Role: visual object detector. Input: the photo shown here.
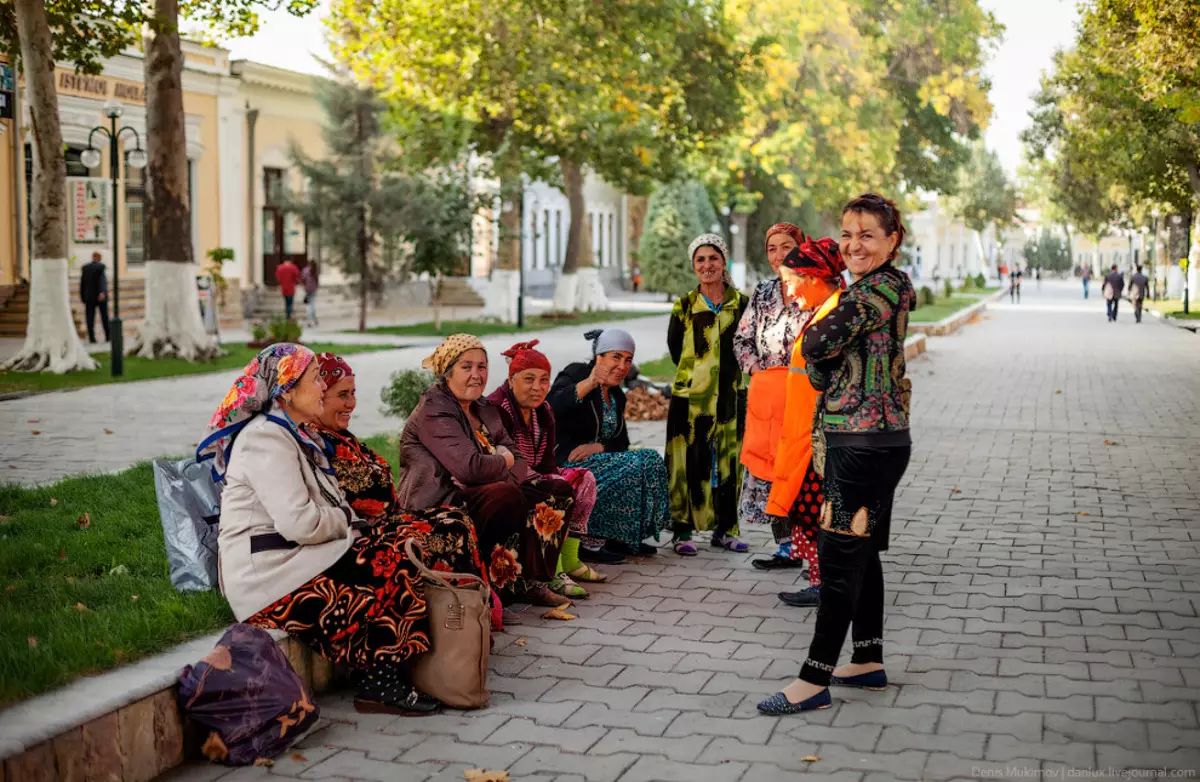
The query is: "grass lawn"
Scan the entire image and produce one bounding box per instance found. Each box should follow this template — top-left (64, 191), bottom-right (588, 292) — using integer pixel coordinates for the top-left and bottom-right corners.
top-left (1147, 299), bottom-right (1200, 320)
top-left (636, 354), bottom-right (677, 382)
top-left (910, 294), bottom-right (987, 323)
top-left (357, 310), bottom-right (663, 337)
top-left (0, 342), bottom-right (401, 396)
top-left (0, 434), bottom-right (396, 706)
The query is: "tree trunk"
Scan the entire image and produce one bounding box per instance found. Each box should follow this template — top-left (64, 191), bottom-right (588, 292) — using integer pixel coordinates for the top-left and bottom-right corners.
top-left (4, 0), bottom-right (97, 373)
top-left (552, 157), bottom-right (609, 313)
top-left (358, 204), bottom-right (368, 333)
top-left (972, 229), bottom-right (989, 277)
top-left (132, 0), bottom-right (218, 360)
top-left (481, 136), bottom-right (521, 323)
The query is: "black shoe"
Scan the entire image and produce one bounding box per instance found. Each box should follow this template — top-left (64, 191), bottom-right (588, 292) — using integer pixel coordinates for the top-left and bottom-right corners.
top-left (752, 556), bottom-right (806, 571)
top-left (604, 539), bottom-right (657, 557)
top-left (779, 586), bottom-right (821, 607)
top-left (581, 545), bottom-right (626, 565)
top-left (354, 688), bottom-right (441, 716)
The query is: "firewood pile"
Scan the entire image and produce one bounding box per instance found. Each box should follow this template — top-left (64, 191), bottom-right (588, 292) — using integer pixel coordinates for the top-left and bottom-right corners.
top-left (625, 386), bottom-right (669, 421)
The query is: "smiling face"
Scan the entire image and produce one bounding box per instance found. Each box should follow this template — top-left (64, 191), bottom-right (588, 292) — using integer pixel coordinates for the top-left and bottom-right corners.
top-left (510, 368), bottom-right (551, 411)
top-left (595, 350), bottom-right (634, 387)
top-left (840, 211), bottom-right (898, 279)
top-left (692, 246), bottom-right (726, 287)
top-left (280, 361), bottom-right (326, 424)
top-left (780, 267), bottom-right (836, 310)
top-left (445, 348), bottom-right (489, 403)
top-left (766, 233), bottom-right (799, 275)
top-left (317, 375), bottom-right (356, 431)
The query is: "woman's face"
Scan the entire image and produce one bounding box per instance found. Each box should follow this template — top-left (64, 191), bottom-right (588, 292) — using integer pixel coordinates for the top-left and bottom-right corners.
top-left (281, 361), bottom-right (326, 423)
top-left (510, 368), bottom-right (551, 410)
top-left (840, 210), bottom-right (898, 279)
top-left (781, 268), bottom-right (835, 310)
top-left (446, 348), bottom-right (489, 403)
top-left (692, 246), bottom-right (726, 287)
top-left (595, 350), bottom-right (633, 387)
top-left (766, 234), bottom-right (799, 275)
top-left (317, 375), bottom-right (356, 431)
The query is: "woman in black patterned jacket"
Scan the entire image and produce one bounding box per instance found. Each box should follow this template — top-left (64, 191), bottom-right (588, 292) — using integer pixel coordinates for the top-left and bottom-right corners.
top-left (759, 193), bottom-right (916, 716)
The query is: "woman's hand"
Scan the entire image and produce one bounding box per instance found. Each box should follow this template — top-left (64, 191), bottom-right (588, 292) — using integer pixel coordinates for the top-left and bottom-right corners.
top-left (496, 445), bottom-right (516, 470)
top-left (569, 443), bottom-right (604, 462)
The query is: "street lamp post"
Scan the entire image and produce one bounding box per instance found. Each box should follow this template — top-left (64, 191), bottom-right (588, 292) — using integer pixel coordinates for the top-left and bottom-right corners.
top-left (1151, 208), bottom-right (1160, 299)
top-left (80, 101), bottom-right (147, 377)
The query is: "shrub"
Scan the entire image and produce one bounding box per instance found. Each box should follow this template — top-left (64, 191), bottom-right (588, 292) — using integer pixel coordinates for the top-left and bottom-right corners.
top-left (918, 286), bottom-right (937, 307)
top-left (250, 322), bottom-right (268, 342)
top-left (639, 179), bottom-right (722, 297)
top-left (975, 273), bottom-right (987, 290)
top-left (943, 279), bottom-right (954, 299)
top-left (267, 316), bottom-right (302, 343)
top-left (381, 368), bottom-right (436, 420)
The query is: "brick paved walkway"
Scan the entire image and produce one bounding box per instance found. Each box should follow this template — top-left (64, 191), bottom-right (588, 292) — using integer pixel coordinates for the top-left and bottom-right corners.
top-left (133, 281), bottom-right (1200, 779)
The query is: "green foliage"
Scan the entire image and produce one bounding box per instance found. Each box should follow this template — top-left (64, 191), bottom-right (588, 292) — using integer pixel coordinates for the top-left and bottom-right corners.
top-left (381, 369), bottom-right (435, 420)
top-left (205, 247), bottom-right (235, 263)
top-left (947, 144), bottom-right (1019, 236)
top-left (250, 322), bottom-right (268, 342)
top-left (1, 0), bottom-right (144, 74)
top-left (974, 273), bottom-right (987, 290)
top-left (943, 278), bottom-right (954, 299)
top-left (918, 286), bottom-right (937, 307)
top-left (1022, 230), bottom-right (1073, 273)
top-left (266, 316), bottom-right (302, 343)
top-left (640, 179), bottom-right (722, 297)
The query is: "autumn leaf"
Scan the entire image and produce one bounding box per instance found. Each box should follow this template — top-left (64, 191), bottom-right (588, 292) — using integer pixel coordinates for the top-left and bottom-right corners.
top-left (514, 637), bottom-right (527, 647)
top-left (542, 606), bottom-right (577, 621)
top-left (131, 594), bottom-right (139, 601)
top-left (27, 636), bottom-right (37, 649)
top-left (103, 429), bottom-right (113, 435)
top-left (27, 419), bottom-right (39, 423)
top-left (31, 430), bottom-right (40, 435)
top-left (253, 758), bottom-right (274, 768)
top-left (0, 515), bottom-right (9, 525)
top-left (1077, 512), bottom-right (1090, 517)
top-left (49, 498), bottom-right (57, 506)
top-left (76, 513), bottom-right (92, 530)
top-left (58, 548), bottom-right (67, 561)
top-left (74, 602), bottom-right (88, 612)
top-left (5, 584), bottom-right (14, 592)
top-left (464, 771), bottom-right (510, 782)
top-left (802, 755), bottom-right (820, 763)
top-left (1055, 390), bottom-right (1062, 395)
top-left (1104, 440), bottom-right (1119, 446)
top-left (291, 753), bottom-right (308, 762)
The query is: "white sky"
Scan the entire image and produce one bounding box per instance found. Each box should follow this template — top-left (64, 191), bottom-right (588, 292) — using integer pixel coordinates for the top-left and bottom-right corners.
top-left (217, 0), bottom-right (1081, 174)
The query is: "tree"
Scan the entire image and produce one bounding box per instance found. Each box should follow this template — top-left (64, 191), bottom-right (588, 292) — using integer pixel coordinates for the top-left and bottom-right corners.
top-left (639, 179), bottom-right (721, 297)
top-left (945, 144), bottom-right (1019, 273)
top-left (1022, 229), bottom-right (1071, 273)
top-left (1, 0), bottom-right (143, 373)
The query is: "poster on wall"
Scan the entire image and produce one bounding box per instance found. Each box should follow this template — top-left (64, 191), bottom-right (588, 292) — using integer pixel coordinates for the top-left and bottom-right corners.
top-left (70, 178), bottom-right (109, 245)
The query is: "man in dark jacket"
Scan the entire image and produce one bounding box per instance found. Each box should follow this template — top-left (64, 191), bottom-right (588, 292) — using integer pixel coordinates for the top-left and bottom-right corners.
top-left (1104, 265), bottom-right (1125, 322)
top-left (1130, 265), bottom-right (1150, 323)
top-left (79, 252), bottom-right (110, 343)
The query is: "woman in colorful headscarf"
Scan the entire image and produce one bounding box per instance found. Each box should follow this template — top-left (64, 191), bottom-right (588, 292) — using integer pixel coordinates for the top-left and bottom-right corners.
top-left (486, 341), bottom-right (601, 600)
top-left (549, 329), bottom-right (671, 559)
top-left (394, 334), bottom-right (574, 608)
top-left (665, 233), bottom-right (749, 555)
top-left (310, 353), bottom-right (488, 587)
top-left (198, 344), bottom-right (440, 717)
top-left (766, 238), bottom-right (846, 607)
top-left (734, 222), bottom-right (813, 570)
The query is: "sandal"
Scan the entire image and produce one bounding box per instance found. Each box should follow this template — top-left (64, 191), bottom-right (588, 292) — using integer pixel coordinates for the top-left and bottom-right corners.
top-left (567, 564), bottom-right (608, 583)
top-left (549, 574), bottom-right (589, 600)
top-left (673, 540), bottom-right (698, 556)
top-left (712, 535), bottom-right (749, 553)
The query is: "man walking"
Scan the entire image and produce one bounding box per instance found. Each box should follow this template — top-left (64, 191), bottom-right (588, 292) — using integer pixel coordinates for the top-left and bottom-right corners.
top-left (1130, 265), bottom-right (1149, 323)
top-left (302, 261), bottom-right (320, 327)
top-left (79, 252), bottom-right (110, 344)
top-left (275, 258), bottom-right (300, 320)
top-left (1081, 265), bottom-right (1092, 299)
top-left (1103, 265), bottom-right (1125, 322)
top-left (1009, 265), bottom-right (1022, 304)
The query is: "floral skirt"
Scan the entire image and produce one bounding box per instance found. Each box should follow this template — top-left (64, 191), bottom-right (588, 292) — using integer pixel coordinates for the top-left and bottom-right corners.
top-left (566, 449), bottom-right (671, 547)
top-left (246, 507), bottom-right (484, 670)
top-left (559, 467), bottom-right (597, 537)
top-left (459, 477), bottom-right (573, 590)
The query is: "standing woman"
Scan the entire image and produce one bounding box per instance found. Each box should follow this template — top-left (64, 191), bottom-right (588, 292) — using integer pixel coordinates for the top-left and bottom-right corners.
top-left (666, 233), bottom-right (749, 555)
top-left (734, 222), bottom-right (811, 568)
top-left (758, 193), bottom-right (916, 716)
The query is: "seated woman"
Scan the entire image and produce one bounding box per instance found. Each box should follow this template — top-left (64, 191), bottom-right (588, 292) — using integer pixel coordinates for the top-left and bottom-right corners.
top-left (311, 352), bottom-right (487, 583)
top-left (394, 334), bottom-right (574, 608)
top-left (199, 343), bottom-right (439, 717)
top-left (486, 341), bottom-right (602, 599)
top-left (549, 329), bottom-right (671, 559)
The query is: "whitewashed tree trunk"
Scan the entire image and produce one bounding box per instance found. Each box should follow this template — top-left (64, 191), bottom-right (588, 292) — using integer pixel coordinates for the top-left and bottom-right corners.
top-left (972, 229), bottom-right (989, 275)
top-left (5, 0), bottom-right (97, 372)
top-left (480, 138), bottom-right (522, 323)
top-left (551, 158), bottom-right (610, 313)
top-left (130, 0), bottom-right (218, 359)
top-left (481, 268), bottom-right (521, 323)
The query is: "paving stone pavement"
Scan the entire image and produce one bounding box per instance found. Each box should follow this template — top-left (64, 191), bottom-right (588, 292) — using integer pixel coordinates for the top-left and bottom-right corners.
top-left (125, 281), bottom-right (1200, 779)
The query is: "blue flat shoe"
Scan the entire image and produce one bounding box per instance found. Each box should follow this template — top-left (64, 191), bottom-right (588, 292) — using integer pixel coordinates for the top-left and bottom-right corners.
top-left (830, 670), bottom-right (888, 691)
top-left (756, 688), bottom-right (832, 715)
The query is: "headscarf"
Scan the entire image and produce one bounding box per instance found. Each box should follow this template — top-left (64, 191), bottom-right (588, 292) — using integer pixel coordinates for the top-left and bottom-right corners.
top-left (422, 333), bottom-right (486, 376)
top-left (584, 328), bottom-right (636, 358)
top-left (688, 233), bottom-right (729, 264)
top-left (316, 352), bottom-right (354, 385)
top-left (781, 237), bottom-right (846, 285)
top-left (502, 340), bottom-right (551, 377)
top-left (197, 343), bottom-right (328, 481)
top-left (764, 222), bottom-right (805, 254)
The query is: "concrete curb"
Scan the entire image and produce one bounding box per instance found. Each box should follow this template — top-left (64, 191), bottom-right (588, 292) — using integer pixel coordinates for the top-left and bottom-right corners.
top-left (1147, 307), bottom-right (1199, 333)
top-left (908, 289), bottom-right (1006, 338)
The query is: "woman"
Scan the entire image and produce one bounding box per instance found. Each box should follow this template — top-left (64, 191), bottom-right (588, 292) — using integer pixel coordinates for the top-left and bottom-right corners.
top-left (394, 334), bottom-right (573, 608)
top-left (486, 340), bottom-right (602, 599)
top-left (734, 222), bottom-right (811, 569)
top-left (311, 352), bottom-right (488, 585)
top-left (199, 344), bottom-right (439, 717)
top-left (666, 233), bottom-right (749, 555)
top-left (767, 239), bottom-right (846, 606)
top-left (758, 193), bottom-right (915, 716)
top-left (549, 329), bottom-right (671, 558)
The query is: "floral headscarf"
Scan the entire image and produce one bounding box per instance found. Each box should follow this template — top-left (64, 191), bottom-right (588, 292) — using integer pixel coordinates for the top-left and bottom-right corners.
top-left (422, 333), bottom-right (487, 376)
top-left (316, 352), bottom-right (354, 385)
top-left (782, 237), bottom-right (846, 285)
top-left (197, 343), bottom-right (328, 481)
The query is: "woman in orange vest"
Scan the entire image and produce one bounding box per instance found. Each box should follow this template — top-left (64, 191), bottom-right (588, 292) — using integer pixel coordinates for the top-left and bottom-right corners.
top-left (764, 238), bottom-right (846, 607)
top-left (734, 223), bottom-right (811, 569)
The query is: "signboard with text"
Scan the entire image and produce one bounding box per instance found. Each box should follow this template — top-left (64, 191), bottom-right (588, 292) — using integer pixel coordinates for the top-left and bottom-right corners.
top-left (69, 178), bottom-right (110, 245)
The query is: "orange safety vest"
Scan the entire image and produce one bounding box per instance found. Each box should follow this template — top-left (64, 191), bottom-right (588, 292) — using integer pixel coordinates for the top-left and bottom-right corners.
top-left (766, 291), bottom-right (841, 517)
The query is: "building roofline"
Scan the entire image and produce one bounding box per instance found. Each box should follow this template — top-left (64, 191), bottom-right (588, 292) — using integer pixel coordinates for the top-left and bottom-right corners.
top-left (230, 60), bottom-right (327, 94)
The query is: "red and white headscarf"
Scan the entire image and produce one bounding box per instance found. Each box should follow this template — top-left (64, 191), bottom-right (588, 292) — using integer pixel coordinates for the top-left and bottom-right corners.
top-left (316, 352), bottom-right (354, 385)
top-left (501, 340), bottom-right (552, 378)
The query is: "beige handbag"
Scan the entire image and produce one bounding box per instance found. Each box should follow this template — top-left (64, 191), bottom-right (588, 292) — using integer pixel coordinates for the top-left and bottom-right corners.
top-left (404, 538), bottom-right (491, 709)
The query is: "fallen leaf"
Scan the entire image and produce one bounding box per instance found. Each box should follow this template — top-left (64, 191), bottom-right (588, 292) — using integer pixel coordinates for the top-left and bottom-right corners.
top-left (253, 758), bottom-right (274, 768)
top-left (131, 594), bottom-right (139, 601)
top-left (201, 732), bottom-right (228, 762)
top-left (951, 488), bottom-right (962, 494)
top-left (514, 637), bottom-right (527, 647)
top-left (5, 584), bottom-right (14, 592)
top-left (108, 564), bottom-right (130, 577)
top-left (464, 770), bottom-right (510, 782)
top-left (1104, 440), bottom-right (1120, 446)
top-left (31, 430), bottom-right (40, 435)
top-left (27, 419), bottom-right (39, 423)
top-left (802, 755), bottom-right (820, 763)
top-left (76, 513), bottom-right (92, 530)
top-left (58, 548), bottom-right (67, 561)
top-left (65, 577), bottom-right (74, 584)
top-left (74, 602), bottom-right (88, 612)
top-left (27, 636), bottom-right (37, 649)
top-left (291, 753), bottom-right (308, 762)
top-left (0, 515), bottom-right (9, 524)
top-left (1077, 512), bottom-right (1090, 517)
top-left (103, 429), bottom-right (113, 435)
top-left (49, 498), bottom-right (57, 506)
top-left (542, 606), bottom-right (577, 621)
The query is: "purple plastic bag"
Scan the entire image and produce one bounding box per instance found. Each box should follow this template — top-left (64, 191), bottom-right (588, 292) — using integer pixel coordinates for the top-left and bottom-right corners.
top-left (177, 624), bottom-right (320, 766)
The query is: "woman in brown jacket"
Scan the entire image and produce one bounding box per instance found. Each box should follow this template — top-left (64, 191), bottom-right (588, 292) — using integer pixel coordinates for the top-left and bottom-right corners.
top-left (395, 334), bottom-right (574, 607)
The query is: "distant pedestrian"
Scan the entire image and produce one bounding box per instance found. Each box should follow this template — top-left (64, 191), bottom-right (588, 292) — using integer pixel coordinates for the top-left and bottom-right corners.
top-left (1130, 265), bottom-right (1149, 324)
top-left (80, 251), bottom-right (110, 344)
top-left (1009, 266), bottom-right (1022, 304)
top-left (631, 263), bottom-right (642, 293)
top-left (1103, 265), bottom-right (1125, 322)
top-left (275, 259), bottom-right (301, 320)
top-left (1035, 267), bottom-right (1042, 287)
top-left (1081, 266), bottom-right (1092, 299)
top-left (302, 262), bottom-right (320, 327)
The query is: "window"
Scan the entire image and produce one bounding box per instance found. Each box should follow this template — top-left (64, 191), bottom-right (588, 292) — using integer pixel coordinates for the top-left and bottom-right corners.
top-left (125, 155), bottom-right (148, 264)
top-left (264, 168), bottom-right (285, 206)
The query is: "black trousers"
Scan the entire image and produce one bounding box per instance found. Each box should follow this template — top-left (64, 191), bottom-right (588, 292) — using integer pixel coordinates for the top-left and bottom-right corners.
top-left (283, 294), bottom-right (295, 319)
top-left (85, 299), bottom-right (110, 343)
top-left (799, 442), bottom-right (910, 687)
top-left (1107, 298), bottom-right (1120, 321)
top-left (1134, 298), bottom-right (1144, 323)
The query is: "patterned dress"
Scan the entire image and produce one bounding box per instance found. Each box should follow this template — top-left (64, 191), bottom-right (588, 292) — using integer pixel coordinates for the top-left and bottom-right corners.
top-left (666, 285), bottom-right (749, 536)
top-left (565, 393), bottom-right (672, 547)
